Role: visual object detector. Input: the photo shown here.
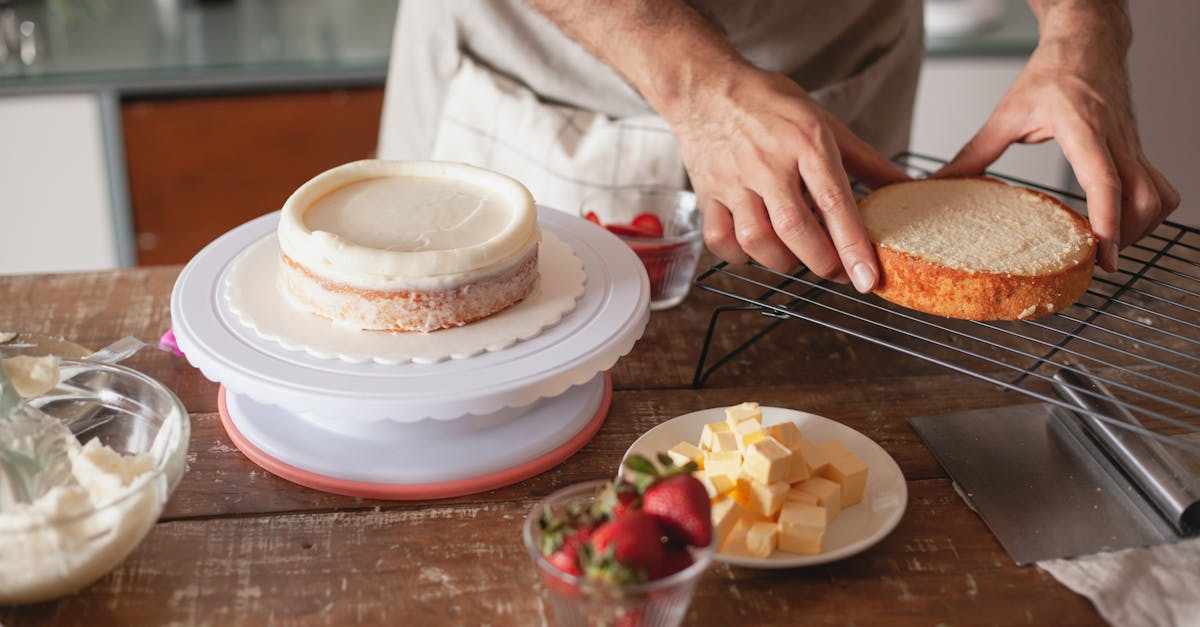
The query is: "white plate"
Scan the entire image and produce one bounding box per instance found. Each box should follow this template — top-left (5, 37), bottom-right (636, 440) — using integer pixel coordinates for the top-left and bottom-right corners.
top-left (623, 406), bottom-right (907, 568)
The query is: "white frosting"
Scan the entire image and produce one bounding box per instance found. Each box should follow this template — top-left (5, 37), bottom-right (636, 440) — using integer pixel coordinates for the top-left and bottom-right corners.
top-left (0, 424), bottom-right (164, 604)
top-left (278, 160), bottom-right (539, 289)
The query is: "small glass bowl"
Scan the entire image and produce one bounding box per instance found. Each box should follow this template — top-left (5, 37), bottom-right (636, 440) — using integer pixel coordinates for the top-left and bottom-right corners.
top-left (0, 359), bottom-right (190, 604)
top-left (522, 480), bottom-right (714, 627)
top-left (581, 189), bottom-right (704, 311)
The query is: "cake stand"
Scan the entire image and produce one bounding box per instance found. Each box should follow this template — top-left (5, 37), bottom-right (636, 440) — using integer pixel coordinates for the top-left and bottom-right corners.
top-left (170, 208), bottom-right (650, 499)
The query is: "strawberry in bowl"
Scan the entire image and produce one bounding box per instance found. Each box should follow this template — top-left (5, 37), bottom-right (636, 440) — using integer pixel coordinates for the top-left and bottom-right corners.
top-left (579, 190), bottom-right (703, 311)
top-left (523, 454), bottom-right (715, 626)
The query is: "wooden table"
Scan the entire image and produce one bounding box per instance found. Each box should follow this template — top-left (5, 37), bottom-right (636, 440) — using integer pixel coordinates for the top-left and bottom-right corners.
top-left (0, 265), bottom-right (1103, 625)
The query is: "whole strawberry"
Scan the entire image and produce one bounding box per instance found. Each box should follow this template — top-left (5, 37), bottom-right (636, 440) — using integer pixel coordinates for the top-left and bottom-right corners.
top-left (641, 474), bottom-right (712, 547)
top-left (586, 511), bottom-right (665, 583)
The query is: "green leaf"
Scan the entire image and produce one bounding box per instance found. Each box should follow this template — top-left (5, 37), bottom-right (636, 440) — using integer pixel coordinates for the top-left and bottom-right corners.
top-left (623, 454), bottom-right (658, 477)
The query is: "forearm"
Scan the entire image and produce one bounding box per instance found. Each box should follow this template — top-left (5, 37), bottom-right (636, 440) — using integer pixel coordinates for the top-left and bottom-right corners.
top-left (523, 0), bottom-right (749, 122)
top-left (1028, 0), bottom-right (1131, 63)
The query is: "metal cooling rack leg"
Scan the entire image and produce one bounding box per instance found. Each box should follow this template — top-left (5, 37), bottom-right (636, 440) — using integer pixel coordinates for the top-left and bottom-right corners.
top-left (692, 305), bottom-right (792, 389)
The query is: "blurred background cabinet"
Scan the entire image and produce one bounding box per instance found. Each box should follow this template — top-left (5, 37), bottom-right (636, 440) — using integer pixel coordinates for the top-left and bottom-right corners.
top-left (122, 87), bottom-right (383, 265)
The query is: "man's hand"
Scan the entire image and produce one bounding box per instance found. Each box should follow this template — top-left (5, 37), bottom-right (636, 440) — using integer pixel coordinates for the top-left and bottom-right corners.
top-left (938, 1), bottom-right (1179, 272)
top-left (665, 65), bottom-right (909, 290)
top-left (525, 0), bottom-right (907, 292)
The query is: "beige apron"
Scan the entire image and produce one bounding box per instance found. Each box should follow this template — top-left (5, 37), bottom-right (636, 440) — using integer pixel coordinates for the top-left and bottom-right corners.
top-left (378, 0), bottom-right (924, 213)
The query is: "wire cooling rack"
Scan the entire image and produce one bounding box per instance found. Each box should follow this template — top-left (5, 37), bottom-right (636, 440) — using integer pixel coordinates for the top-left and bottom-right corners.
top-left (692, 153), bottom-right (1200, 455)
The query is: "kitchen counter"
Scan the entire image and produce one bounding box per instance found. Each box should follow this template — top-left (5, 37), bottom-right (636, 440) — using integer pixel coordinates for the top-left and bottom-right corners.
top-left (0, 260), bottom-right (1106, 625)
top-left (0, 0), bottom-right (395, 96)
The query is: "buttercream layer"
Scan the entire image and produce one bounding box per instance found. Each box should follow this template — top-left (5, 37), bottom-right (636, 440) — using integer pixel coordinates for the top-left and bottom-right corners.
top-left (278, 160), bottom-right (539, 289)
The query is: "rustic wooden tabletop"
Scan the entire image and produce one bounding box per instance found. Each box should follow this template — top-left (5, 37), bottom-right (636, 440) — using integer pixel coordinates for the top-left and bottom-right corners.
top-left (0, 264), bottom-right (1104, 625)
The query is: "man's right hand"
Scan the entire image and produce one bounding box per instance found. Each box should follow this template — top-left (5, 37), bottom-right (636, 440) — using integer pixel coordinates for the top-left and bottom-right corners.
top-left (662, 64), bottom-right (909, 291)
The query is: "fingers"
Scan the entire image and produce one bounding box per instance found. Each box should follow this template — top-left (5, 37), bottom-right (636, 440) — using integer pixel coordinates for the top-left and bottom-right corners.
top-left (792, 129), bottom-right (879, 292)
top-left (1112, 150), bottom-right (1161, 249)
top-left (1056, 115), bottom-right (1122, 272)
top-left (726, 189), bottom-right (801, 273)
top-left (700, 198), bottom-right (748, 265)
top-left (934, 113), bottom-right (1015, 179)
top-left (1136, 161), bottom-right (1180, 242)
top-left (827, 117), bottom-right (910, 189)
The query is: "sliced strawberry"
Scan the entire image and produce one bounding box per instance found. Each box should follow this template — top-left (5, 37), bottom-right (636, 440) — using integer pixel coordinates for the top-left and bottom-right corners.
top-left (547, 543), bottom-right (582, 576)
top-left (605, 223), bottom-right (657, 238)
top-left (641, 474), bottom-right (713, 547)
top-left (587, 512), bottom-right (665, 582)
top-left (584, 211), bottom-right (602, 225)
top-left (631, 213), bottom-right (665, 238)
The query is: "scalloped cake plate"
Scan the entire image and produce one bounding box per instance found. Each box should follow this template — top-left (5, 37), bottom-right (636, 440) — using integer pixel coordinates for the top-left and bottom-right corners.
top-left (225, 229), bottom-right (585, 365)
top-left (623, 406), bottom-right (907, 568)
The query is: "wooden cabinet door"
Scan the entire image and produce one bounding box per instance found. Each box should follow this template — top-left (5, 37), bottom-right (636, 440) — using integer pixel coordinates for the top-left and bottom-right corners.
top-left (122, 88), bottom-right (384, 266)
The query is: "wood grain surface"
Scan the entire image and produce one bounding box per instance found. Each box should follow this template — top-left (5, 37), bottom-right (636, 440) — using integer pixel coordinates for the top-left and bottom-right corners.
top-left (0, 264), bottom-right (1109, 626)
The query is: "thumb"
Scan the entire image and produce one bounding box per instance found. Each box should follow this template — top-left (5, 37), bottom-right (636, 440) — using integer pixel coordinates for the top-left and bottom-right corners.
top-left (934, 115), bottom-right (1014, 179)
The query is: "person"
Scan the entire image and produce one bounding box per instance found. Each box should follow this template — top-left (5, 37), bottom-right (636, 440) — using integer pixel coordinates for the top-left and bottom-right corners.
top-left (377, 0), bottom-right (1179, 293)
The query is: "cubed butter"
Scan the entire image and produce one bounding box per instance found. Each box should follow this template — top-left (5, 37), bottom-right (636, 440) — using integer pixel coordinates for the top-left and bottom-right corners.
top-left (743, 438), bottom-right (791, 485)
top-left (704, 450), bottom-right (742, 478)
top-left (784, 446), bottom-right (809, 484)
top-left (696, 470), bottom-right (736, 498)
top-left (765, 421), bottom-right (804, 450)
top-left (711, 495), bottom-right (743, 546)
top-left (784, 487), bottom-right (819, 505)
top-left (817, 440), bottom-right (869, 506)
top-left (700, 421), bottom-right (732, 450)
top-left (747, 480), bottom-right (790, 518)
top-left (733, 419), bottom-right (766, 452)
top-left (797, 436), bottom-right (830, 476)
top-left (796, 476), bottom-right (842, 522)
top-left (725, 401), bottom-right (762, 425)
top-left (711, 431), bottom-right (739, 453)
top-left (667, 441), bottom-right (705, 470)
top-left (777, 502), bottom-right (826, 555)
top-left (745, 521), bottom-right (779, 558)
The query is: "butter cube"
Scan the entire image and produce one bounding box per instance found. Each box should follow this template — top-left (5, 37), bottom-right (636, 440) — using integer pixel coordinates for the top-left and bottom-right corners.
top-left (796, 476), bottom-right (842, 522)
top-left (704, 450), bottom-right (742, 478)
top-left (784, 487), bottom-right (819, 505)
top-left (745, 521), bottom-right (779, 558)
top-left (777, 502), bottom-right (826, 555)
top-left (711, 431), bottom-right (740, 453)
top-left (667, 441), bottom-right (705, 470)
top-left (747, 480), bottom-right (790, 518)
top-left (817, 440), bottom-right (869, 506)
top-left (725, 402), bottom-right (762, 425)
top-left (732, 474), bottom-right (754, 507)
top-left (695, 470), bottom-right (736, 498)
top-left (711, 495), bottom-right (743, 546)
top-left (699, 421), bottom-right (732, 450)
top-left (743, 438), bottom-right (791, 485)
top-left (765, 421), bottom-right (804, 450)
top-left (783, 445), bottom-right (810, 484)
top-left (797, 436), bottom-right (830, 476)
top-left (733, 419), bottom-right (766, 452)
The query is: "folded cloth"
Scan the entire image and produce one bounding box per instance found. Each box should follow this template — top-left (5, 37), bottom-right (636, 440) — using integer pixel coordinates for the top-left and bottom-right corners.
top-left (1038, 537), bottom-right (1200, 627)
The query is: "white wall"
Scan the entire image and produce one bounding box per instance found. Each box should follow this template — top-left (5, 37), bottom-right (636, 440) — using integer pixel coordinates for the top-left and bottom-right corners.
top-left (1129, 2), bottom-right (1199, 227)
top-left (911, 57), bottom-right (1068, 188)
top-left (0, 93), bottom-right (118, 275)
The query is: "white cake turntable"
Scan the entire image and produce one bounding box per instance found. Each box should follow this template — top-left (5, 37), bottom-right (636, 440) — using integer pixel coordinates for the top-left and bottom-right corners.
top-left (170, 208), bottom-right (650, 499)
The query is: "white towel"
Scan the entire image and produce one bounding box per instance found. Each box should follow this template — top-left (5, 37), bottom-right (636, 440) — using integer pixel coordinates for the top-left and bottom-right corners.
top-left (1038, 537), bottom-right (1200, 627)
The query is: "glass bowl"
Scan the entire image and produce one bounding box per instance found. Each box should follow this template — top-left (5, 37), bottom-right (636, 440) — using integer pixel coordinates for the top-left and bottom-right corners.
top-left (523, 480), bottom-right (714, 627)
top-left (580, 189), bottom-right (704, 310)
top-left (0, 359), bottom-right (190, 604)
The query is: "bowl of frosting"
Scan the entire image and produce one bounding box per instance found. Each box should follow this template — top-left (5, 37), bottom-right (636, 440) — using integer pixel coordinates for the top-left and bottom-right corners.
top-left (0, 356), bottom-right (189, 605)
